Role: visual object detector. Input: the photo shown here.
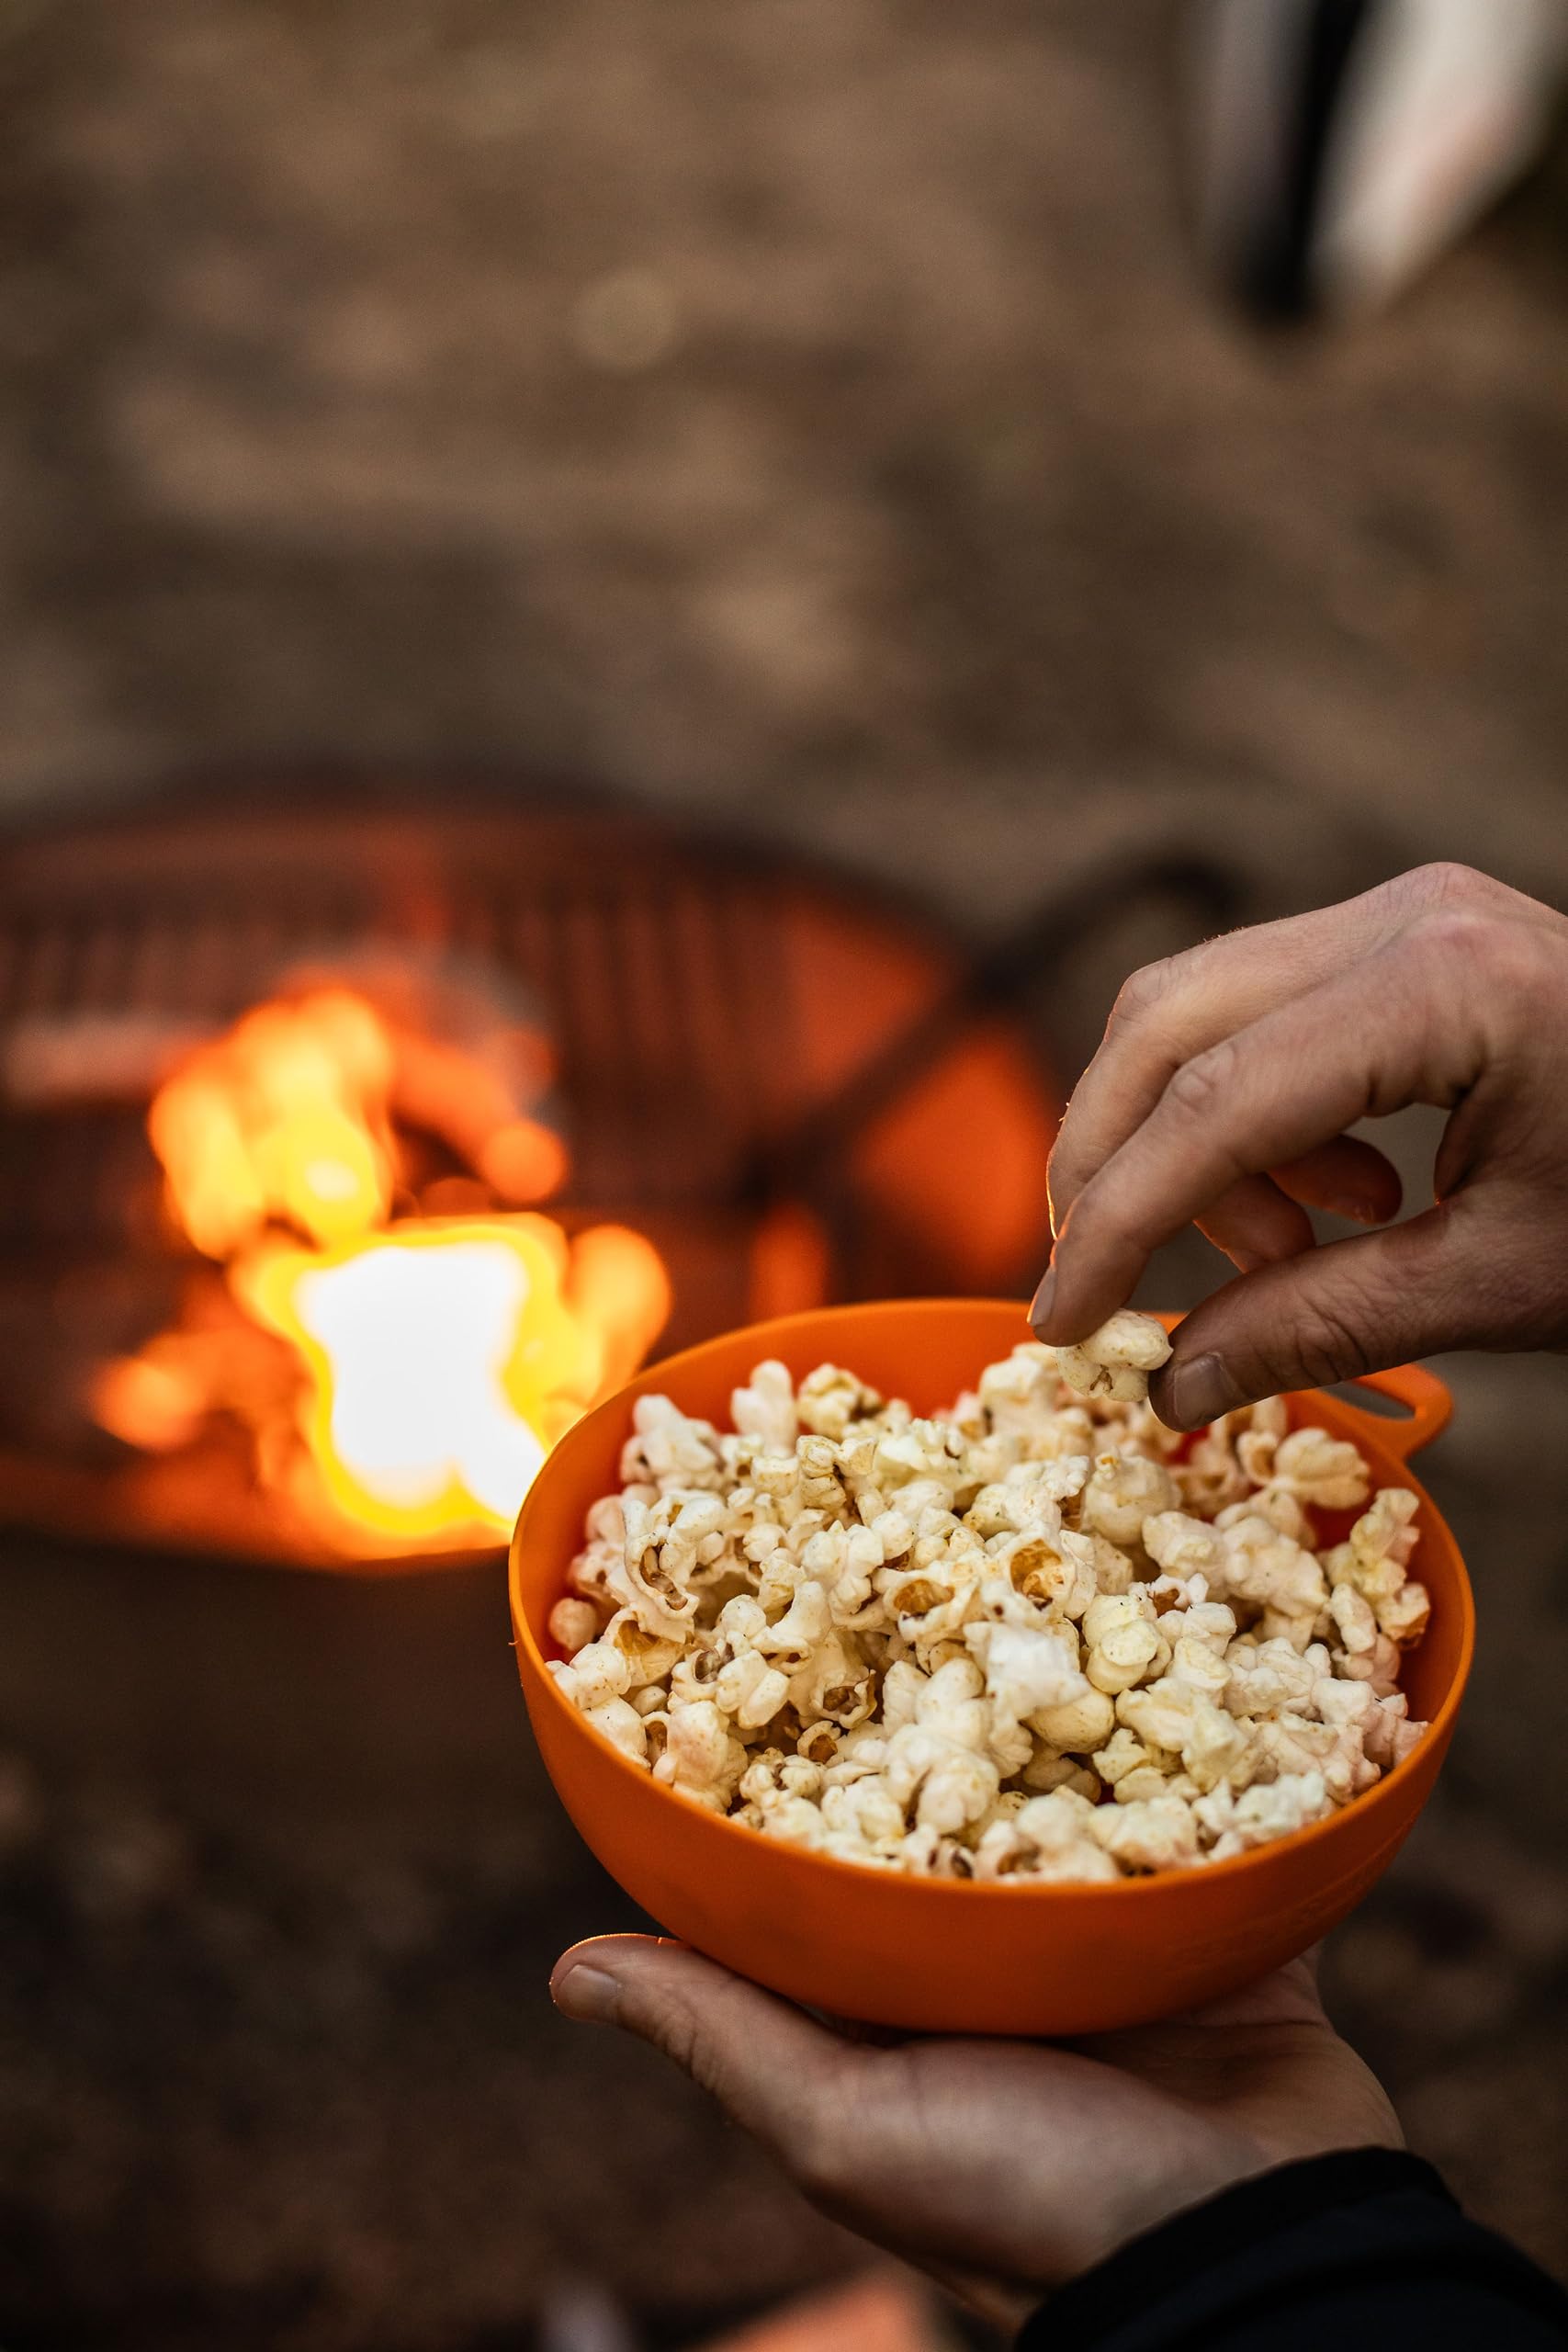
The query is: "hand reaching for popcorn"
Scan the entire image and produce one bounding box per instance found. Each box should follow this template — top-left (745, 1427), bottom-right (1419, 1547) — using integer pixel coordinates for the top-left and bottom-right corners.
top-left (551, 1936), bottom-right (1397, 2334)
top-left (1032, 864), bottom-right (1568, 1430)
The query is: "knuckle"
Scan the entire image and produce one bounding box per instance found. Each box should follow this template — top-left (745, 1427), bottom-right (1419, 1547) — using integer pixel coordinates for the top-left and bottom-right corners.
top-left (1401, 860), bottom-right (1494, 914)
top-left (1280, 1292), bottom-right (1379, 1389)
top-left (1411, 900), bottom-right (1497, 965)
top-left (1108, 956), bottom-right (1179, 1033)
top-left (785, 2083), bottom-right (860, 2210)
top-left (652, 1994), bottom-right (712, 2088)
top-left (1479, 919), bottom-right (1551, 1006)
top-left (1164, 1036), bottom-right (1240, 1125)
top-left (1410, 901), bottom-right (1551, 1012)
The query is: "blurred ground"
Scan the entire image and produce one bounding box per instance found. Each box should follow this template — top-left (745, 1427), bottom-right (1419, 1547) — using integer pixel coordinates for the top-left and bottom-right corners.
top-left (0, 0), bottom-right (1566, 2346)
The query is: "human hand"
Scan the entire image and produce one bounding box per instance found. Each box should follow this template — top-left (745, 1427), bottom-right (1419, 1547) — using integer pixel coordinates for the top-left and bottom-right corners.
top-left (1032, 863), bottom-right (1568, 1429)
top-left (550, 1938), bottom-right (1399, 2334)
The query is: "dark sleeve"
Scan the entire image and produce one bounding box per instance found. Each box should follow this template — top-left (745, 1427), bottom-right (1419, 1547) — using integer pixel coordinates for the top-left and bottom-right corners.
top-left (1015, 2148), bottom-right (1568, 2352)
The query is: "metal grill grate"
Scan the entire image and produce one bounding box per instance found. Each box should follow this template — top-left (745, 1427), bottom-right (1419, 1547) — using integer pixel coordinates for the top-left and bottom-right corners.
top-left (0, 807), bottom-right (807, 1254)
top-left (0, 796), bottom-right (1251, 1567)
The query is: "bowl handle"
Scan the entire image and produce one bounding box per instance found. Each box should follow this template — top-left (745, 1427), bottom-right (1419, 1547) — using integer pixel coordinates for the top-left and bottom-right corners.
top-left (1332, 1363), bottom-right (1452, 1460)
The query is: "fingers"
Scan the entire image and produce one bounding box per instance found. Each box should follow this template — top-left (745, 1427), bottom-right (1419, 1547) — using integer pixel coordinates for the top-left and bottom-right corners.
top-left (1191, 1138), bottom-right (1403, 1273)
top-left (1146, 1202), bottom-right (1498, 1428)
top-left (1270, 1136), bottom-right (1404, 1225)
top-left (1045, 862), bottom-right (1542, 1238)
top-left (1196, 1173), bottom-right (1316, 1272)
top-left (1046, 878), bottom-right (1432, 1235)
top-left (551, 1936), bottom-right (857, 2169)
top-left (1036, 949), bottom-right (1477, 1349)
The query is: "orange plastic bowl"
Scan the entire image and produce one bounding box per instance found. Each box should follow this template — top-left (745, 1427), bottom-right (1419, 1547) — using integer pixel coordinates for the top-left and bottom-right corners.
top-left (509, 1300), bottom-right (1472, 2035)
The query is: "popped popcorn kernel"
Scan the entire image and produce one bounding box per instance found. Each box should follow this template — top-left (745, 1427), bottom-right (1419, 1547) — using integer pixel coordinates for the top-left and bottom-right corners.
top-left (547, 1337), bottom-right (1432, 1881)
top-left (1057, 1310), bottom-right (1174, 1404)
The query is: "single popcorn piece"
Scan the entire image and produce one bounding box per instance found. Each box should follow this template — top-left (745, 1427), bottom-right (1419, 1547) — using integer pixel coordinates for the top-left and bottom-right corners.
top-left (1234, 1396), bottom-right (1290, 1485)
top-left (1057, 1310), bottom-right (1174, 1404)
top-left (547, 1595), bottom-right (602, 1655)
top-left (1082, 1590), bottom-right (1170, 1695)
top-left (547, 1342), bottom-right (1435, 1882)
top-left (582, 1696), bottom-right (650, 1766)
top-left (1143, 1510), bottom-right (1225, 1584)
top-left (1031, 1684), bottom-right (1117, 1754)
top-left (620, 1392), bottom-right (728, 1493)
top-left (1093, 1723), bottom-right (1180, 1804)
top-left (731, 1359), bottom-right (799, 1453)
top-left (1089, 1793), bottom-right (1200, 1871)
top-left (796, 1363), bottom-right (884, 1439)
top-left (965, 1618), bottom-right (1089, 1726)
top-left (1080, 1450), bottom-right (1180, 1547)
top-left (1267, 1427), bottom-right (1371, 1511)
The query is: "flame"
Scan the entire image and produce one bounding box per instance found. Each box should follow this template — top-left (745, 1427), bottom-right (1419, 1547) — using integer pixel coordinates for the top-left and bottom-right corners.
top-left (96, 984), bottom-right (670, 1556)
top-left (235, 1218), bottom-right (663, 1544)
top-left (151, 990), bottom-right (398, 1256)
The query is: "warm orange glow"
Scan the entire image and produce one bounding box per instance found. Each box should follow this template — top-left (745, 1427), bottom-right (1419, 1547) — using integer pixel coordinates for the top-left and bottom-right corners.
top-left (92, 1346), bottom-right (208, 1454)
top-left (97, 982), bottom-right (671, 1557)
top-left (236, 1217), bottom-right (668, 1545)
top-left (151, 990), bottom-right (396, 1256)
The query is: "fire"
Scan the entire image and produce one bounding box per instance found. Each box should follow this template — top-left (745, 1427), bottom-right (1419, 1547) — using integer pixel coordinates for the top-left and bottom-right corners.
top-left (94, 984), bottom-right (669, 1558)
top-left (151, 991), bottom-right (397, 1256)
top-left (237, 1220), bottom-right (659, 1544)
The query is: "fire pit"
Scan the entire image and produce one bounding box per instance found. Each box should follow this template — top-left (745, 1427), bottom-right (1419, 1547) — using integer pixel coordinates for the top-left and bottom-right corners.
top-left (0, 792), bottom-right (1075, 1571)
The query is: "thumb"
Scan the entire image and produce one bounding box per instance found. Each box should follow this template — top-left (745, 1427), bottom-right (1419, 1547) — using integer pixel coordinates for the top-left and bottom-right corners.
top-left (1149, 1204), bottom-right (1495, 1429)
top-left (550, 1935), bottom-right (857, 2175)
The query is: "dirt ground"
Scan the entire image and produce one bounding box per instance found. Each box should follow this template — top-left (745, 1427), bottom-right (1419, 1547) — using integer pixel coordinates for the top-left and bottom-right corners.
top-left (0, 2), bottom-right (1566, 2346)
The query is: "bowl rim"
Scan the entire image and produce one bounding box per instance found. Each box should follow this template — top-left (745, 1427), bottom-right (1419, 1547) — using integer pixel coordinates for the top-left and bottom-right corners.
top-left (511, 1298), bottom-right (1475, 1904)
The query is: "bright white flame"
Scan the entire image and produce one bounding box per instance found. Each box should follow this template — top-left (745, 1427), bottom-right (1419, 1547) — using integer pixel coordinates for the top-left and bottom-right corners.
top-left (92, 980), bottom-right (672, 1557)
top-left (289, 1239), bottom-right (547, 1522)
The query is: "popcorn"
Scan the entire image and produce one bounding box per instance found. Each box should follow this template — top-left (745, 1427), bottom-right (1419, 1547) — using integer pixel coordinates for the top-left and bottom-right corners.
top-left (1222, 1634), bottom-right (1327, 1720)
top-left (1080, 1450), bottom-right (1180, 1547)
top-left (964, 1618), bottom-right (1089, 1725)
top-left (1195, 1771), bottom-right (1333, 1860)
top-left (1057, 1310), bottom-right (1174, 1403)
top-left (1093, 1724), bottom-right (1179, 1804)
top-left (797, 1363), bottom-right (883, 1440)
top-left (731, 1359), bottom-right (798, 1453)
top-left (1089, 1794), bottom-right (1200, 1871)
top-left (1322, 1487), bottom-right (1430, 1645)
top-left (1030, 1685), bottom-right (1116, 1754)
top-left (620, 1393), bottom-right (728, 1493)
top-left (652, 1698), bottom-right (748, 1811)
top-left (547, 1596), bottom-right (602, 1655)
top-left (582, 1696), bottom-right (650, 1766)
top-left (1268, 1427), bottom-right (1371, 1511)
top-left (1082, 1590), bottom-right (1170, 1695)
top-left (548, 1343), bottom-right (1434, 1880)
top-left (974, 1790), bottom-right (1120, 1884)
top-left (1020, 1750), bottom-right (1101, 1802)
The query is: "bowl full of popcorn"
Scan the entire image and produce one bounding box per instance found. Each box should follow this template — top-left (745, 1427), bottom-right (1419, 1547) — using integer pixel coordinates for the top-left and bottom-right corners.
top-left (509, 1300), bottom-right (1471, 2034)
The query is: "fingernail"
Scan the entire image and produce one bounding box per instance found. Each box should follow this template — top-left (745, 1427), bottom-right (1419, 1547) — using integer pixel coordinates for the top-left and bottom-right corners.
top-left (552, 1963), bottom-right (622, 2025)
top-left (1163, 1351), bottom-right (1239, 1430)
top-left (1029, 1267), bottom-right (1055, 1330)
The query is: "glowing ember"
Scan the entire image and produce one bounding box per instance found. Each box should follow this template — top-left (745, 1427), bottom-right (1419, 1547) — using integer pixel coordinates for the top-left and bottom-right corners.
top-left (95, 983), bottom-right (670, 1557)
